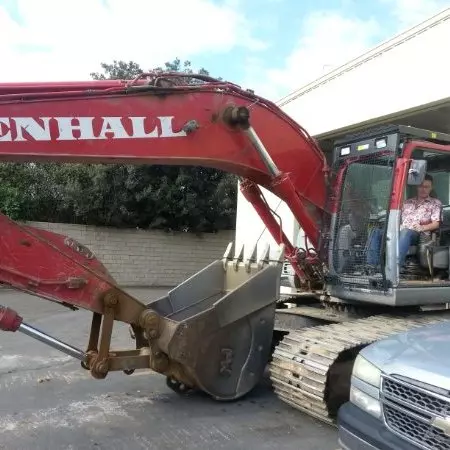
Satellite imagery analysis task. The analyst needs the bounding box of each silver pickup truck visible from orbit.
[337,319,450,450]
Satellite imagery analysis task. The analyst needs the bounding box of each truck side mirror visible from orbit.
[407,159,427,185]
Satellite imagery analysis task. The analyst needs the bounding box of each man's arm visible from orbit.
[420,220,440,232]
[418,201,442,232]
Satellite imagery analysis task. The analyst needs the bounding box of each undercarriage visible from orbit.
[269,291,450,426]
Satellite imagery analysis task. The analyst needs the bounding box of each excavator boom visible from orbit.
[0,75,328,231]
[0,73,330,401]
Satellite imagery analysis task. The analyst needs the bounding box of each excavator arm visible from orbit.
[0,73,330,400]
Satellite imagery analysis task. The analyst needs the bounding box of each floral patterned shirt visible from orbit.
[400,196,442,231]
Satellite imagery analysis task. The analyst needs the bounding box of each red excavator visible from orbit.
[1,72,450,425]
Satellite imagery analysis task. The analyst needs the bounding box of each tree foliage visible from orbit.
[90,57,211,80]
[0,59,237,232]
[90,60,144,80]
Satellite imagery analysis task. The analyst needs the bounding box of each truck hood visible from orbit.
[360,320,450,391]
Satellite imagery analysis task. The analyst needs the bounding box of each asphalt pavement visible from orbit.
[0,288,339,450]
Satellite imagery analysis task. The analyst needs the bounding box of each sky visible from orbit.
[1,0,449,101]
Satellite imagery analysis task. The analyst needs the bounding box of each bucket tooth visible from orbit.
[258,243,271,269]
[147,242,285,401]
[223,241,235,261]
[233,244,245,271]
[222,241,235,270]
[245,243,258,272]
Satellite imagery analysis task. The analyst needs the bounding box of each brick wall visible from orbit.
[27,221,235,287]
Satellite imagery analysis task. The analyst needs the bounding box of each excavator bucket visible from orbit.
[145,242,285,401]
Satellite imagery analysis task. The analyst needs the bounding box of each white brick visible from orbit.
[24,220,235,287]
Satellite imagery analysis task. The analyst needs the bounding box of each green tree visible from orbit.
[90,60,143,80]
[90,57,211,80]
[0,163,32,220]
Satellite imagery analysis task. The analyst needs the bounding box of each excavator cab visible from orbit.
[325,124,450,309]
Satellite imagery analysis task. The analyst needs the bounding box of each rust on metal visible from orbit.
[64,237,95,260]
[138,309,160,338]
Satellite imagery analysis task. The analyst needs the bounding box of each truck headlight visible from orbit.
[353,354,381,388]
[350,385,382,419]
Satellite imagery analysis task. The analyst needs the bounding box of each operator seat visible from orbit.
[417,207,450,276]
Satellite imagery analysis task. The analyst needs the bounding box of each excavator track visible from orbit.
[269,310,450,425]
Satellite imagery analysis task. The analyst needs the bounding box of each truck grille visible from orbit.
[381,375,450,450]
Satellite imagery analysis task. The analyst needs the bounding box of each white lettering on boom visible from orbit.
[0,116,188,142]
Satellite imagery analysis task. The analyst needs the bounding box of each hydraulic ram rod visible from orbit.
[18,323,87,361]
[0,304,87,362]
